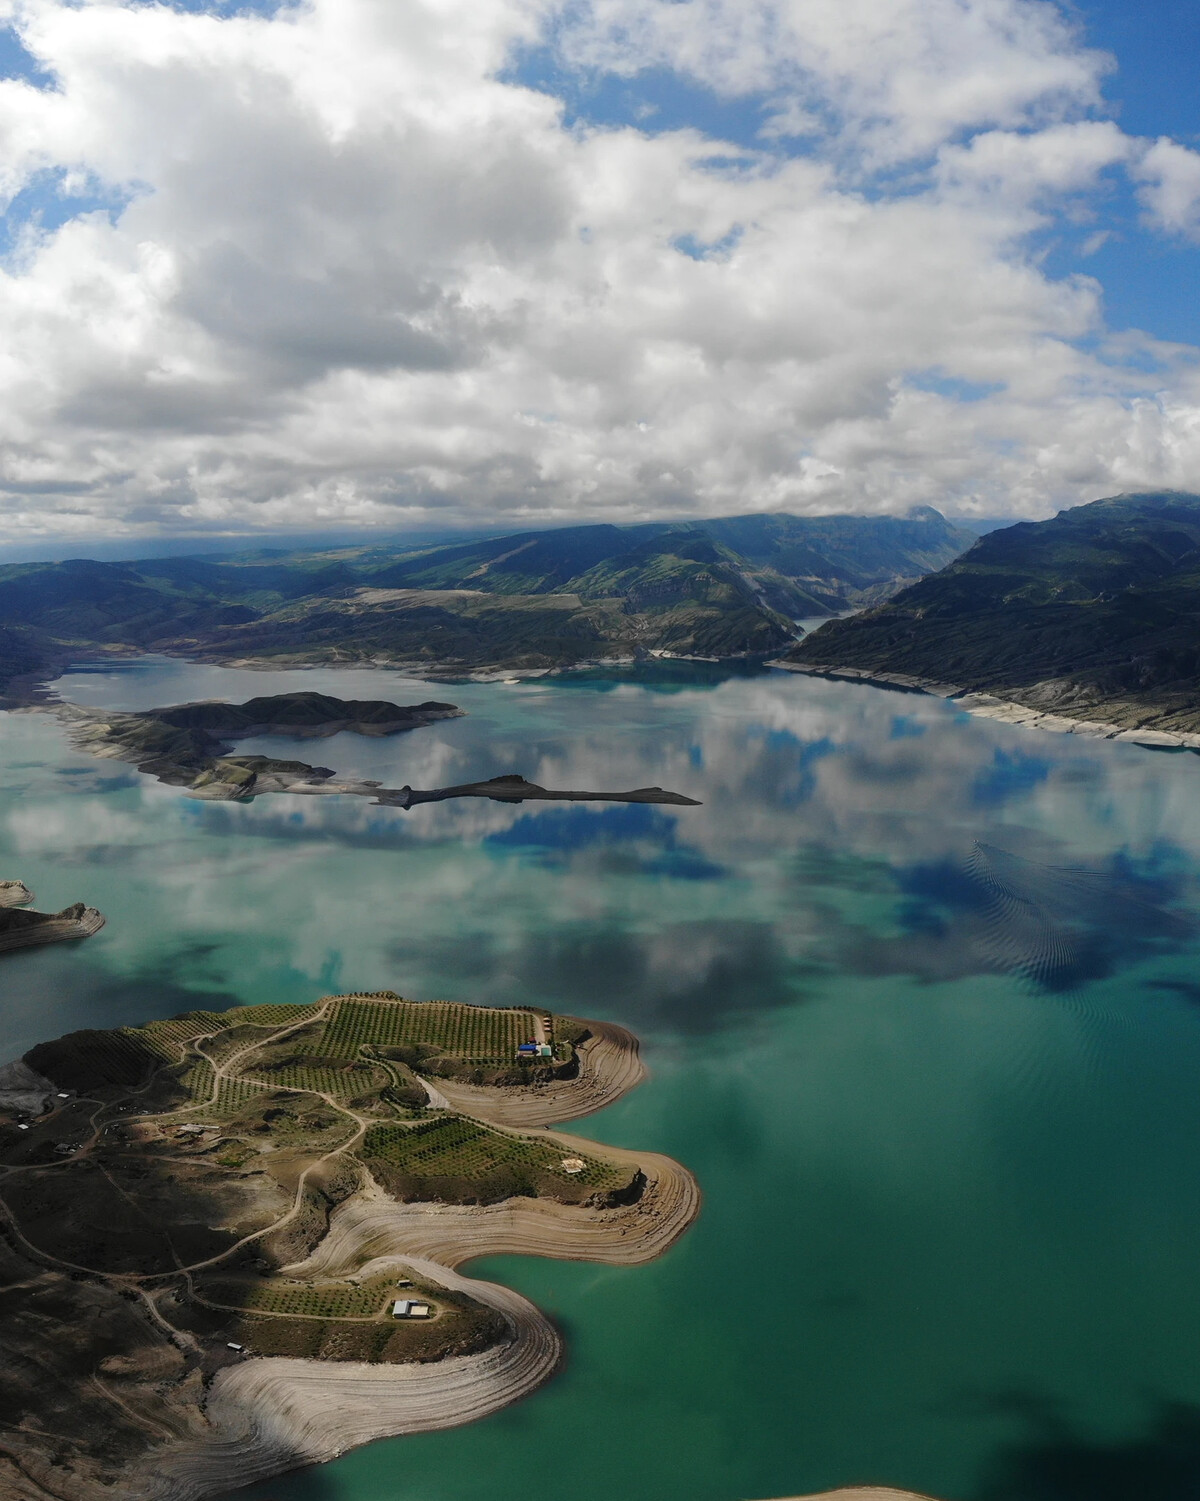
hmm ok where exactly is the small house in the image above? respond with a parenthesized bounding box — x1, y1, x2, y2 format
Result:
(516, 1043, 538, 1057)
(392, 1299, 433, 1319)
(536, 1043, 552, 1058)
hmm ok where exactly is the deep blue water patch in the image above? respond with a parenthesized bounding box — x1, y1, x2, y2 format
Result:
(486, 802, 678, 851)
(972, 747, 1053, 806)
(889, 715, 927, 740)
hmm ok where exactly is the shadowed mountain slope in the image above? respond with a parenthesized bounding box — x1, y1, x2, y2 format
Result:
(784, 492, 1200, 732)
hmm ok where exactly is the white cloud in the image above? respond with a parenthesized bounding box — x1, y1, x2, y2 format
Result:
(549, 0, 1110, 166)
(1135, 136, 1200, 242)
(0, 0, 1192, 540)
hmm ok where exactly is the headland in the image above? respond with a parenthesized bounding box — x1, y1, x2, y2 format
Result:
(48, 691, 701, 805)
(0, 877, 104, 953)
(0, 994, 698, 1500)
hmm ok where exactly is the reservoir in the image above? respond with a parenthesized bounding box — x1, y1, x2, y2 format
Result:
(4, 656, 1200, 1501)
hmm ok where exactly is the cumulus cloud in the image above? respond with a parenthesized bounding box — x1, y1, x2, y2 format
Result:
(0, 0, 1193, 540)
(1135, 137, 1200, 242)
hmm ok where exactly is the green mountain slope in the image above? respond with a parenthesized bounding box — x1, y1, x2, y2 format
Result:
(0, 507, 971, 695)
(784, 491, 1200, 732)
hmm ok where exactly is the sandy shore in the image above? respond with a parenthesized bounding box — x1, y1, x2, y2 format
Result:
(125, 1014, 697, 1501)
(285, 1128, 699, 1274)
(432, 1019, 648, 1128)
(766, 1491, 946, 1501)
(0, 879, 33, 908)
(128, 1259, 562, 1501)
(772, 661, 1200, 750)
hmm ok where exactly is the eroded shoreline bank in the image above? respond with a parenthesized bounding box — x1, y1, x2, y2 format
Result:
(771, 661, 1200, 751)
(143, 1022, 696, 1501)
(0, 1012, 699, 1501)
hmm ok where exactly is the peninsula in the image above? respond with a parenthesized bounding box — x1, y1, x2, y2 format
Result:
(0, 995, 698, 1500)
(53, 691, 701, 806)
(781, 491, 1200, 748)
(0, 878, 104, 953)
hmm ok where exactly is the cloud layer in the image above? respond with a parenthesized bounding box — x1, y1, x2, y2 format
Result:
(0, 0, 1198, 540)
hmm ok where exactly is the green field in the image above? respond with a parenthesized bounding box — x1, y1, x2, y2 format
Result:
(362, 1116, 619, 1189)
(245, 1060, 389, 1099)
(195, 1273, 402, 1319)
(313, 996, 540, 1063)
(133, 1013, 229, 1060)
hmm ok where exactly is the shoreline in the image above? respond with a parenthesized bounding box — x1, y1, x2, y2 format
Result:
(767, 1491, 946, 1500)
(0, 877, 105, 953)
(770, 661, 1200, 751)
(130, 1256, 563, 1501)
(121, 1019, 698, 1501)
(5, 641, 778, 710)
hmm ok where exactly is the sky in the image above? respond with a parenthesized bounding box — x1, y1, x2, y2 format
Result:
(0, 0, 1199, 546)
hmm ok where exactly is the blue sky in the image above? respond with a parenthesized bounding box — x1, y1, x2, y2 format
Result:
(505, 0, 1200, 345)
(0, 0, 1198, 543)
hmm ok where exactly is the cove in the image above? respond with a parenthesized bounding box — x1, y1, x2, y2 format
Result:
(4, 657, 1200, 1501)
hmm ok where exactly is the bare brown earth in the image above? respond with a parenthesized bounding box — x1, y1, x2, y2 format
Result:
(431, 1018, 649, 1127)
(0, 876, 104, 952)
(0, 998, 697, 1501)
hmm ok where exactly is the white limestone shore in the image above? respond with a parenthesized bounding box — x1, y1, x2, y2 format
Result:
(771, 661, 1200, 751)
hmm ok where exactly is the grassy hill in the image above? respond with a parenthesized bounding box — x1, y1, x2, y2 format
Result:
(0, 508, 971, 695)
(784, 491, 1200, 732)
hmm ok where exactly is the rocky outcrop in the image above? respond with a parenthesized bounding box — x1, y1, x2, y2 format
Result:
(0, 888, 104, 953)
(0, 1059, 56, 1115)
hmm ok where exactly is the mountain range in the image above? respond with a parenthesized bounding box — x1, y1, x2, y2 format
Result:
(0, 507, 971, 696)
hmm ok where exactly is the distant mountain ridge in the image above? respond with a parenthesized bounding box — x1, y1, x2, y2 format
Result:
(0, 507, 972, 694)
(784, 491, 1200, 734)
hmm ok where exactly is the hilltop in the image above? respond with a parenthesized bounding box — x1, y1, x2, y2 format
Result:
(0, 509, 971, 695)
(782, 492, 1200, 735)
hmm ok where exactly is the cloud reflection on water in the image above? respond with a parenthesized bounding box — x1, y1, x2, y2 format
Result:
(4, 661, 1200, 1044)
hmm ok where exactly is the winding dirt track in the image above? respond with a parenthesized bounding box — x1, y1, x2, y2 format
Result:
(127, 1017, 697, 1501)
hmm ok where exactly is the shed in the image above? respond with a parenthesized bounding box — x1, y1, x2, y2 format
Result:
(392, 1299, 433, 1319)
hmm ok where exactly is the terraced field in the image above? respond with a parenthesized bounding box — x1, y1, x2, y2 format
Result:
(0, 987, 695, 1498)
(315, 995, 540, 1063)
(245, 1061, 389, 1100)
(195, 1273, 402, 1320)
(12, 995, 624, 1324)
(362, 1116, 623, 1192)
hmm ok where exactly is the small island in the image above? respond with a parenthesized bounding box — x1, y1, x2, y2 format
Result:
(53, 691, 701, 807)
(0, 878, 104, 954)
(0, 994, 698, 1500)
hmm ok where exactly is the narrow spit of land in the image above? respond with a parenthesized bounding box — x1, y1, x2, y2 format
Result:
(47, 691, 701, 806)
(0, 995, 698, 1501)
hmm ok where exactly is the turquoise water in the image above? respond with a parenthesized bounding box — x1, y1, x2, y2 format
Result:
(5, 658, 1200, 1500)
